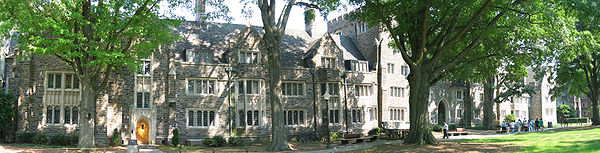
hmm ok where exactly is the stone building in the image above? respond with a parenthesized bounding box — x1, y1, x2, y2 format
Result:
(5, 7, 559, 146)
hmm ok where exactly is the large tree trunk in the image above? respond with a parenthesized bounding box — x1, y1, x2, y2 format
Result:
(461, 80, 473, 127)
(404, 69, 436, 145)
(591, 95, 600, 125)
(78, 78, 97, 148)
(376, 40, 383, 128)
(483, 77, 495, 129)
(264, 32, 291, 151)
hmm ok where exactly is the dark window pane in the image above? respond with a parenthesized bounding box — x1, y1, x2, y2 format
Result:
(286, 83, 292, 95)
(299, 111, 304, 124)
(136, 93, 143, 108)
(239, 110, 245, 126)
(357, 111, 361, 122)
(283, 111, 287, 125)
(246, 81, 252, 94)
(203, 111, 208, 126)
(208, 81, 215, 94)
(209, 111, 215, 126)
(47, 107, 53, 124)
(65, 74, 72, 89)
(298, 84, 303, 95)
(287, 111, 293, 125)
(55, 74, 62, 89)
(321, 84, 326, 95)
(329, 110, 334, 123)
(334, 110, 339, 123)
(254, 111, 259, 125)
(72, 108, 78, 124)
(54, 107, 60, 124)
(144, 93, 150, 108)
(197, 111, 202, 126)
(73, 76, 79, 89)
(188, 80, 195, 94)
(64, 107, 70, 124)
(247, 111, 252, 126)
(48, 74, 54, 89)
(188, 111, 194, 126)
(352, 110, 356, 122)
(293, 111, 298, 125)
(239, 81, 244, 94)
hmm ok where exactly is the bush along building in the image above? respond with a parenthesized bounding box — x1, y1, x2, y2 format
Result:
(5, 7, 559, 146)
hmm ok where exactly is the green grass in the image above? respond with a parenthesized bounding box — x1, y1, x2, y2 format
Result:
(10, 143, 75, 148)
(458, 126, 600, 153)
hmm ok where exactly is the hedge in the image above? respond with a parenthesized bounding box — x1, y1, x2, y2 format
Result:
(566, 117, 589, 123)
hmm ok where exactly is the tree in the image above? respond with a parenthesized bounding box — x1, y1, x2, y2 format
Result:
(0, 93, 15, 142)
(551, 0, 600, 125)
(0, 0, 228, 147)
(557, 104, 574, 121)
(244, 0, 341, 151)
(354, 0, 552, 144)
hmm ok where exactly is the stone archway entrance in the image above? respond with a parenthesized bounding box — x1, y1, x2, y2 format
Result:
(136, 119, 149, 144)
(438, 101, 447, 124)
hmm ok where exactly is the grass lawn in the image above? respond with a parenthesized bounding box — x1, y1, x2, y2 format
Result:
(457, 126, 600, 153)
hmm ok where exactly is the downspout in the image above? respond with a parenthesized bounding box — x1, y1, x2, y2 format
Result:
(312, 70, 318, 132)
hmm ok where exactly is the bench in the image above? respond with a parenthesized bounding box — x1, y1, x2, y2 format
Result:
(447, 131, 469, 136)
(495, 130, 508, 133)
(340, 136, 378, 145)
(185, 139, 204, 146)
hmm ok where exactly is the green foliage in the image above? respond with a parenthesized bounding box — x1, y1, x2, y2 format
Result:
(304, 9, 316, 25)
(0, 92, 15, 131)
(49, 134, 68, 146)
(33, 134, 47, 144)
(431, 125, 443, 132)
(449, 124, 458, 131)
(202, 136, 226, 147)
(330, 131, 342, 140)
(111, 129, 121, 146)
(228, 137, 246, 146)
(68, 135, 78, 146)
(557, 104, 574, 120)
(505, 114, 515, 122)
(567, 117, 589, 123)
(17, 132, 37, 143)
(368, 127, 384, 136)
(171, 128, 180, 146)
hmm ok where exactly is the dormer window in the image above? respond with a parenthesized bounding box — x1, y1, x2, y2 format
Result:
(321, 57, 336, 69)
(349, 60, 368, 72)
(357, 22, 368, 33)
(185, 49, 213, 63)
(239, 50, 259, 64)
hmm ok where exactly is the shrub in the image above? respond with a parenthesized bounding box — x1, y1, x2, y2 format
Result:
(431, 125, 443, 132)
(330, 131, 342, 140)
(50, 134, 68, 145)
(504, 114, 515, 122)
(368, 127, 384, 136)
(295, 130, 321, 142)
(171, 128, 180, 146)
(0, 93, 16, 132)
(68, 135, 78, 146)
(228, 137, 246, 146)
(449, 124, 458, 131)
(567, 117, 589, 123)
(203, 136, 226, 147)
(17, 132, 37, 143)
(33, 134, 48, 144)
(111, 129, 121, 146)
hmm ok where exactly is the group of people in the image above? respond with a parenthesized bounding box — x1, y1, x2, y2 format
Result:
(500, 118, 545, 134)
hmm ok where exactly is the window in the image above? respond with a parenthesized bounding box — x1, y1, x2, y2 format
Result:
(186, 49, 213, 63)
(188, 79, 216, 95)
(351, 109, 362, 123)
(401, 109, 405, 121)
(245, 110, 259, 126)
(138, 61, 151, 75)
(390, 108, 403, 121)
(401, 65, 409, 76)
(457, 109, 462, 118)
(283, 82, 304, 96)
(284, 110, 305, 126)
(44, 72, 80, 126)
(357, 22, 368, 33)
(320, 83, 339, 96)
(238, 80, 260, 95)
(188, 110, 216, 127)
(239, 50, 259, 64)
(321, 57, 336, 69)
(350, 60, 369, 72)
(390, 87, 405, 97)
(456, 90, 464, 100)
(136, 92, 150, 108)
(387, 63, 395, 74)
(328, 109, 339, 124)
(368, 108, 377, 121)
(355, 85, 372, 97)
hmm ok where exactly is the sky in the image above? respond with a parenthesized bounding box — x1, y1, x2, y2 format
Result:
(161, 0, 357, 35)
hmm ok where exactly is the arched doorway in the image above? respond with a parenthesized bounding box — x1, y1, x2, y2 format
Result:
(438, 101, 447, 124)
(136, 119, 149, 144)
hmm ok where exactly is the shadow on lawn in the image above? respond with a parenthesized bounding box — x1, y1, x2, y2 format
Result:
(518, 139, 600, 153)
(456, 138, 524, 143)
(342, 142, 521, 153)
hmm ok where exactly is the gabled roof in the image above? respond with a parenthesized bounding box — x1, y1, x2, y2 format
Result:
(303, 33, 368, 63)
(170, 21, 315, 68)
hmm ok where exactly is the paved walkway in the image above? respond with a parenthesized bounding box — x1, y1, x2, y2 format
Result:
(297, 140, 402, 153)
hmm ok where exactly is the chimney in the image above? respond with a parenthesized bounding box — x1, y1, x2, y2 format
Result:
(304, 8, 316, 37)
(195, 0, 206, 26)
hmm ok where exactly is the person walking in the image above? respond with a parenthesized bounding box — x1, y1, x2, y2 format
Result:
(517, 119, 522, 133)
(443, 122, 449, 139)
(510, 121, 516, 133)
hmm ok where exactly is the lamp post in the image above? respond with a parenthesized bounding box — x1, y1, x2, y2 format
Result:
(323, 91, 331, 148)
(225, 67, 237, 136)
(342, 72, 348, 134)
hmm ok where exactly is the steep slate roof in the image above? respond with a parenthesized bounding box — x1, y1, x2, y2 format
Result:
(170, 21, 315, 68)
(329, 34, 367, 61)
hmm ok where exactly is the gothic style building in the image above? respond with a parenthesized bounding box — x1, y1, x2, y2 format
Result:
(2, 9, 558, 146)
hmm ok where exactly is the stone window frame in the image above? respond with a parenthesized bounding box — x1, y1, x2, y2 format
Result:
(238, 49, 260, 64)
(135, 76, 152, 109)
(357, 22, 368, 34)
(351, 108, 363, 124)
(184, 49, 213, 64)
(387, 63, 395, 74)
(282, 81, 305, 97)
(186, 78, 218, 96)
(400, 65, 409, 77)
(389, 107, 407, 121)
(44, 71, 81, 127)
(320, 82, 340, 97)
(367, 107, 377, 121)
(456, 90, 464, 101)
(283, 109, 306, 127)
(328, 109, 340, 124)
(186, 109, 218, 129)
(350, 60, 369, 72)
(354, 84, 372, 97)
(237, 79, 261, 95)
(137, 60, 152, 76)
(457, 108, 463, 119)
(321, 56, 336, 69)
(390, 87, 405, 98)
(239, 110, 260, 127)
